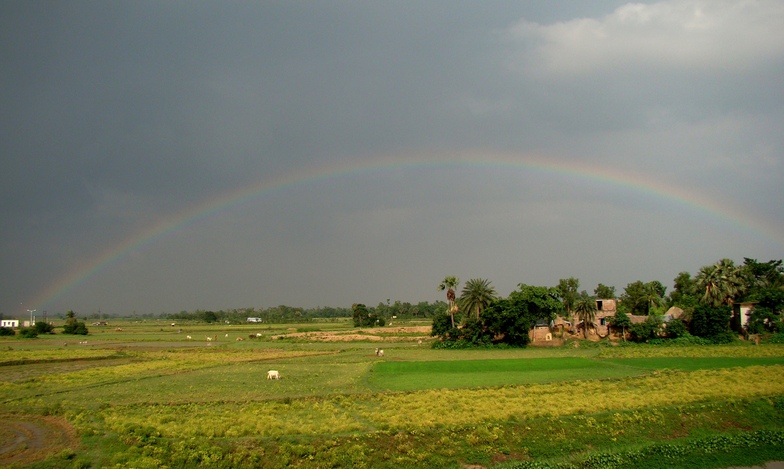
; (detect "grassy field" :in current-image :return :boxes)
[1,319,783,468]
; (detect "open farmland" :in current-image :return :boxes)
[1,320,784,468]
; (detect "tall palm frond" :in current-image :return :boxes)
[459,278,498,320]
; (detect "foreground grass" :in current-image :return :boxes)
[2,330,784,468]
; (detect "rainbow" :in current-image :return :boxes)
[29,150,783,311]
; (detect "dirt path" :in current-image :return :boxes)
[0,415,79,466]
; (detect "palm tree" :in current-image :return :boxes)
[459,278,498,320]
[438,276,460,328]
[696,259,745,307]
[574,291,597,339]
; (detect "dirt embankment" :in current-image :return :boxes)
[0,415,79,466]
[272,326,432,342]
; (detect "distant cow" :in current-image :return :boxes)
[377,349,384,357]
[267,370,281,380]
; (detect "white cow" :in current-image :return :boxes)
[267,370,281,380]
[377,349,384,357]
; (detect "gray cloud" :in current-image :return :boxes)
[1,0,782,315]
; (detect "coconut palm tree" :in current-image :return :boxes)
[438,276,460,328]
[459,278,498,320]
[574,291,597,339]
[696,259,745,307]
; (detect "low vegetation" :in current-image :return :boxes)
[0,319,783,468]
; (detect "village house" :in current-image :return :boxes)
[1,319,19,328]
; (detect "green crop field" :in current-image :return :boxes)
[1,320,783,468]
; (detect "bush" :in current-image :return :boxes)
[0,326,15,336]
[34,321,55,334]
[19,327,38,338]
[690,304,731,338]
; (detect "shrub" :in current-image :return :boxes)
[34,321,55,334]
[690,304,731,338]
[19,327,38,338]
[0,326,15,336]
[62,310,89,335]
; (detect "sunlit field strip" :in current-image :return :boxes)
[98,365,784,439]
[0,348,116,364]
[0,349,331,402]
[597,344,784,358]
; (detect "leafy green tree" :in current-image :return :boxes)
[62,311,88,335]
[594,283,616,299]
[664,317,689,338]
[482,284,563,347]
[746,288,784,334]
[34,321,54,334]
[574,291,597,339]
[696,259,746,307]
[556,278,579,318]
[620,281,649,315]
[628,315,663,342]
[459,278,498,320]
[690,303,732,339]
[352,303,384,328]
[431,309,460,340]
[644,281,666,314]
[608,309,631,342]
[19,327,38,338]
[438,276,460,328]
[669,271,699,311]
[202,311,219,323]
[352,304,369,327]
[743,258,784,294]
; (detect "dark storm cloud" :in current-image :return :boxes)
[1,0,782,315]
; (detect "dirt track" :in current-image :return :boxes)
[0,415,79,466]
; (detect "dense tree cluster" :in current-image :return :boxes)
[431,257,784,347]
[431,283,562,347]
[62,310,88,335]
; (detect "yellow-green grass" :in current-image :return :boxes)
[2,326,784,468]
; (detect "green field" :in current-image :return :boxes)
[1,320,783,468]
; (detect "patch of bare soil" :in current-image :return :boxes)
[272,326,432,342]
[0,415,79,466]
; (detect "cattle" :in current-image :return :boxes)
[186,335,192,340]
[377,349,384,357]
[206,336,212,341]
[267,370,281,380]
[236,337,244,341]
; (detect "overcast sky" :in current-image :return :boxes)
[2,0,783,316]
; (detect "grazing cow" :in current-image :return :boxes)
[206,336,212,341]
[267,370,281,380]
[256,333,262,338]
[225,333,229,338]
[186,335,192,340]
[236,337,244,341]
[377,349,384,357]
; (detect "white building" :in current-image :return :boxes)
[1,320,19,328]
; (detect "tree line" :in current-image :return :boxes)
[430,257,784,347]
